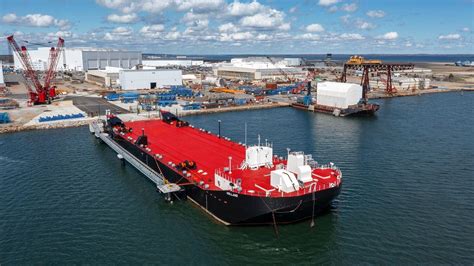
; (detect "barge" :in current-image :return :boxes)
[292,81,379,117]
[90,111,342,225]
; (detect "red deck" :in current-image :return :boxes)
[118,119,341,197]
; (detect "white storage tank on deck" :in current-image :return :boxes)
[316,82,362,109]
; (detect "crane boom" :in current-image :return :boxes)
[7,35,43,95]
[7,35,65,104]
[44,37,64,91]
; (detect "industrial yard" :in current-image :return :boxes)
[1,42,473,133]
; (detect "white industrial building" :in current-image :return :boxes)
[369,77,431,91]
[119,69,182,90]
[142,59,204,68]
[214,57,306,80]
[0,61,4,87]
[13,47,142,72]
[85,67,121,88]
[316,82,363,109]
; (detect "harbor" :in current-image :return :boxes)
[1,92,472,264]
[1,0,473,264]
[2,51,474,133]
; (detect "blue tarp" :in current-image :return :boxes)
[170,86,193,97]
[39,113,85,122]
[105,93,120,101]
[0,112,10,124]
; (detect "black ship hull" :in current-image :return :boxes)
[110,133,342,225]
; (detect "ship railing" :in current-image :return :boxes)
[237,180,338,198]
[215,169,240,189]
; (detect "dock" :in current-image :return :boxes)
[89,120,182,197]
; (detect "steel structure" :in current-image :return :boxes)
[7,35,64,105]
[340,63,414,99]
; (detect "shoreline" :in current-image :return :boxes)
[0,102,289,134]
[368,87,474,99]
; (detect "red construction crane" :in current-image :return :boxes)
[7,35,64,105]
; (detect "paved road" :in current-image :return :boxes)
[65,96,130,116]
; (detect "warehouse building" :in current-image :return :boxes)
[85,67,121,88]
[142,59,204,68]
[13,47,142,72]
[214,57,306,80]
[0,61,4,87]
[119,69,182,90]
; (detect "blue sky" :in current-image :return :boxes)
[1,0,473,54]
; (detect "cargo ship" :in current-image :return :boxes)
[292,82,379,117]
[90,111,342,225]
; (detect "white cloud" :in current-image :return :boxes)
[240,9,286,29]
[165,31,181,40]
[366,10,385,18]
[296,33,321,41]
[438,33,461,40]
[219,31,253,41]
[318,0,340,6]
[289,6,297,13]
[48,31,73,38]
[182,11,208,23]
[2,13,17,23]
[339,33,364,40]
[140,0,175,13]
[256,33,271,41]
[187,19,209,30]
[175,0,225,12]
[107,13,138,23]
[96,0,174,13]
[461,27,470,32]
[2,13,70,29]
[112,26,133,35]
[218,22,238,32]
[278,23,291,31]
[341,3,357,12]
[140,24,165,37]
[377,31,398,40]
[231,31,253,40]
[54,19,70,29]
[23,14,55,27]
[227,0,265,16]
[357,20,375,30]
[306,23,325,32]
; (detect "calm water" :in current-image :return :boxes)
[1,92,473,264]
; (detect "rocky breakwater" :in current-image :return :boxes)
[0,118,95,134]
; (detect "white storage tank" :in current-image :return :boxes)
[316,82,362,109]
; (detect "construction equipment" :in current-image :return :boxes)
[346,55,382,65]
[7,35,64,105]
[209,87,244,94]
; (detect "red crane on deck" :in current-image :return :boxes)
[7,35,64,105]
